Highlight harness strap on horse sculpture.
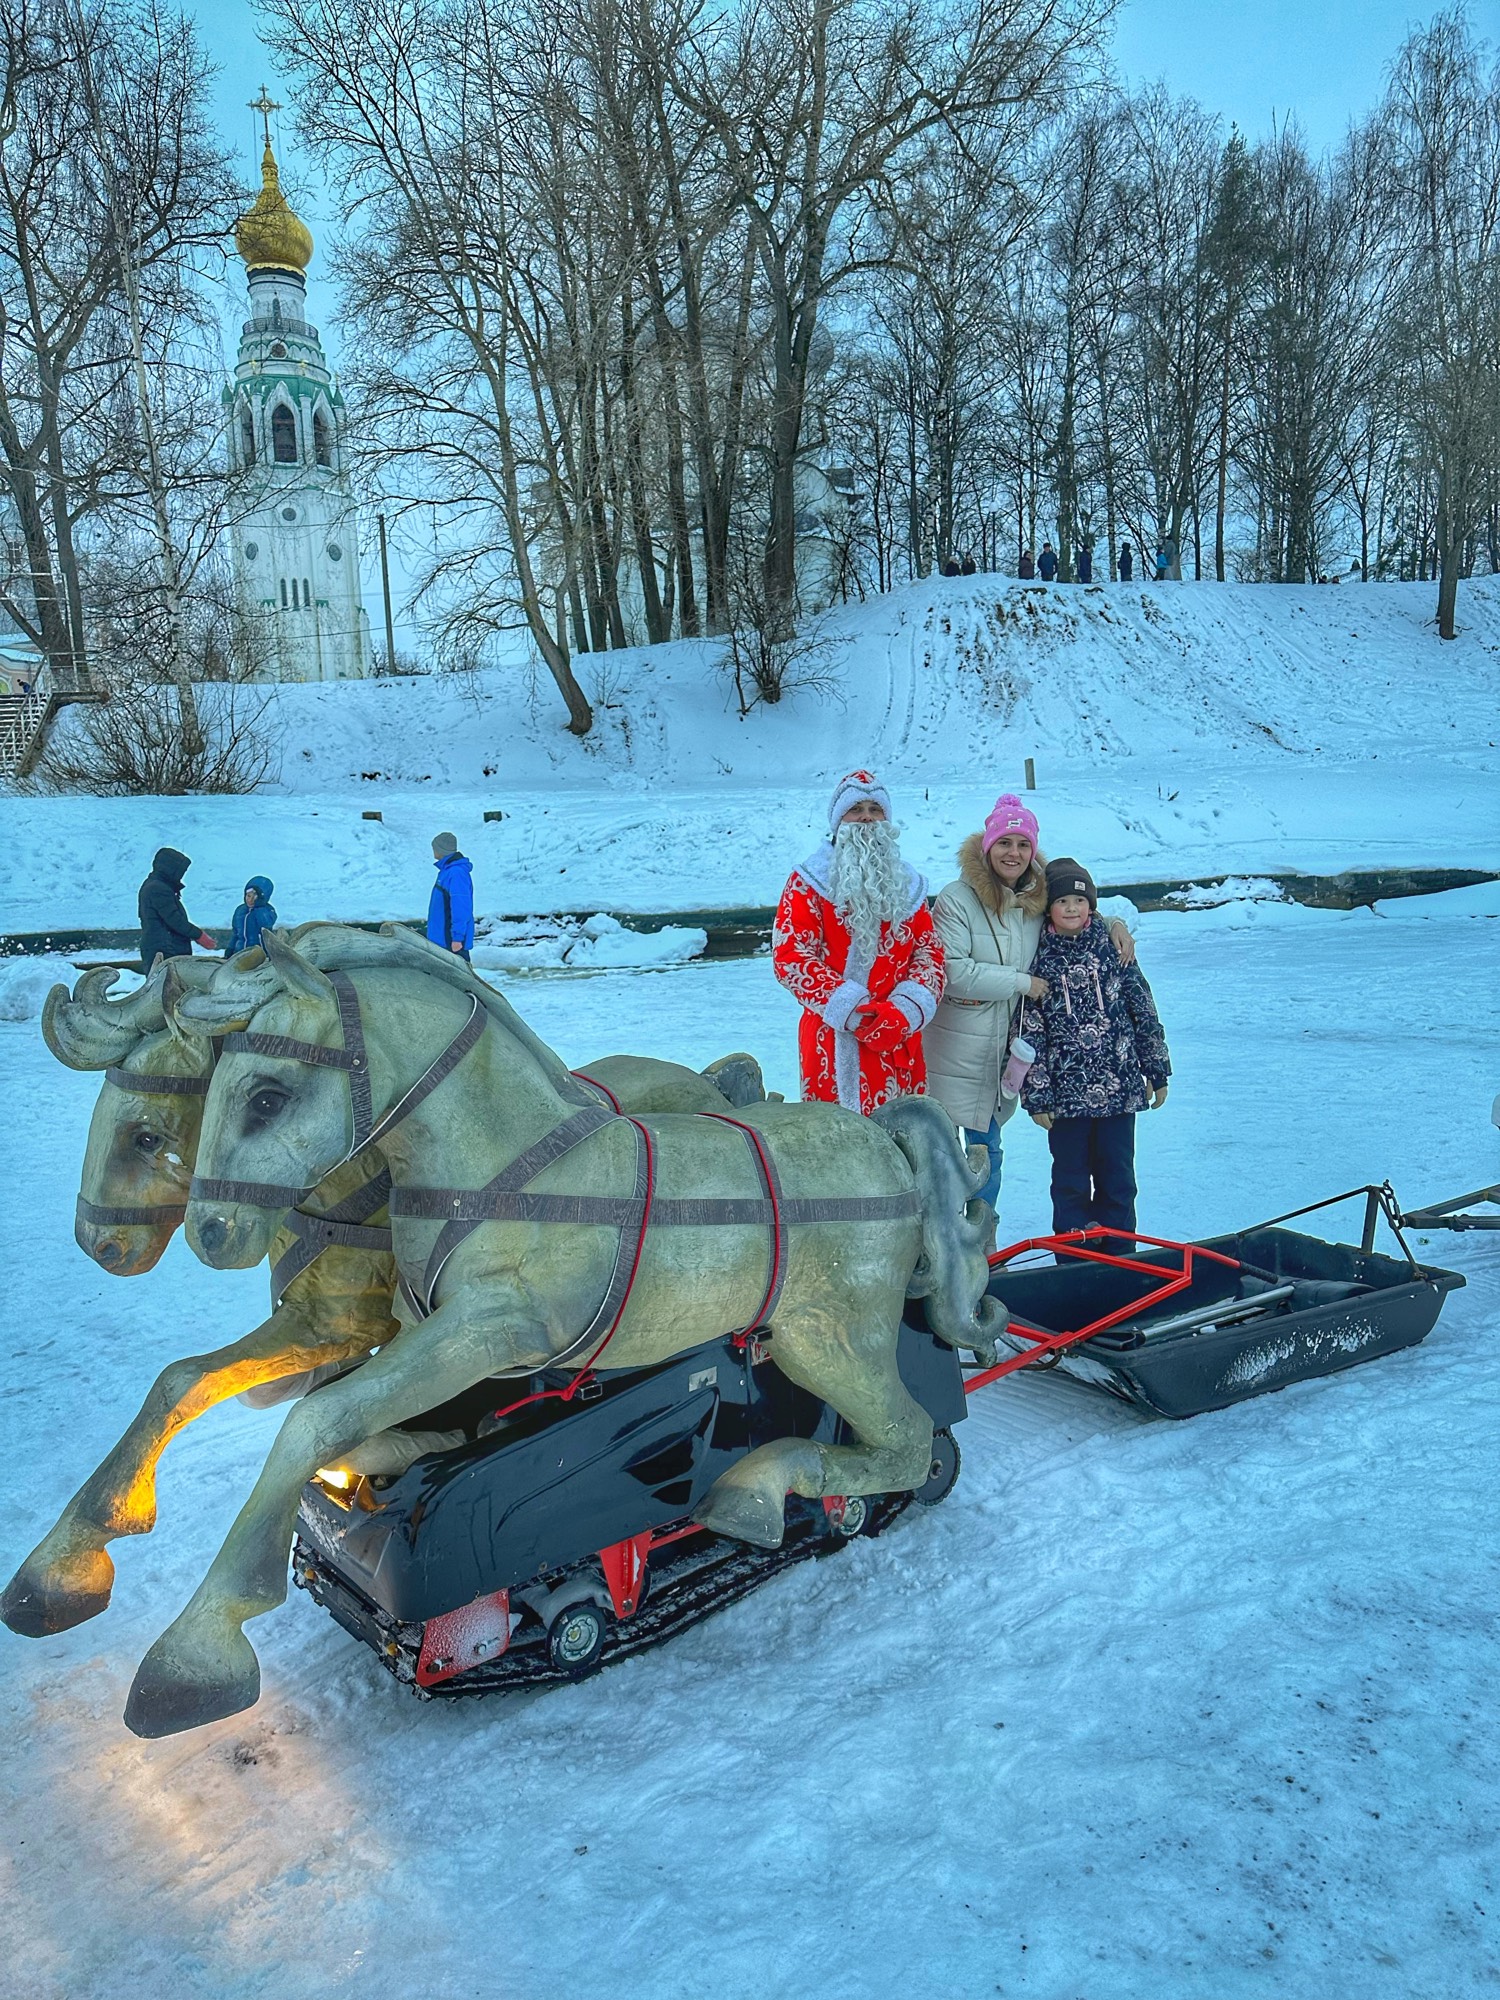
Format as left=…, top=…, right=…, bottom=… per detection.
left=327, top=970, right=374, bottom=1148
left=270, top=1167, right=395, bottom=1306
left=701, top=1111, right=789, bottom=1336
left=390, top=1189, right=919, bottom=1228
left=190, top=980, right=486, bottom=1213
left=76, top=1194, right=188, bottom=1230
left=397, top=1102, right=617, bottom=1318
left=103, top=1068, right=211, bottom=1095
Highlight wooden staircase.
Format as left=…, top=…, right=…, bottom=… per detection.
left=0, top=686, right=102, bottom=779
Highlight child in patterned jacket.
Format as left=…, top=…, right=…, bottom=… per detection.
left=1019, top=858, right=1171, bottom=1236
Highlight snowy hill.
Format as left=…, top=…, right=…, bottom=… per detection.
left=5, top=577, right=1497, bottom=933
left=204, top=573, right=1500, bottom=791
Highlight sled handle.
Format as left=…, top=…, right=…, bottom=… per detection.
left=1244, top=1182, right=1422, bottom=1275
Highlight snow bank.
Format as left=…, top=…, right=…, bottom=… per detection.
left=0, top=953, right=78, bottom=1021
left=471, top=912, right=708, bottom=975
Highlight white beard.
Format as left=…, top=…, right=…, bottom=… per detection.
left=829, top=821, right=908, bottom=962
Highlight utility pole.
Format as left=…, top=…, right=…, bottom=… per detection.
left=377, top=512, right=397, bottom=672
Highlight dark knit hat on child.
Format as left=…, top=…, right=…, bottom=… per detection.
left=1045, top=857, right=1097, bottom=908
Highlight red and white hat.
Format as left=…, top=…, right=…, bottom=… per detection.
left=828, top=768, right=892, bottom=833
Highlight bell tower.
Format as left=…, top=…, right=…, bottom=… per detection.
left=226, top=91, right=371, bottom=682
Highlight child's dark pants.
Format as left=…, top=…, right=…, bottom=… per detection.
left=1047, top=1113, right=1138, bottom=1234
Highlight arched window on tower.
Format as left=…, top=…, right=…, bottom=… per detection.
left=239, top=405, right=256, bottom=468
left=271, top=403, right=298, bottom=464
left=313, top=409, right=332, bottom=468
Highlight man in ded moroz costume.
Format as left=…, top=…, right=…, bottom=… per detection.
left=774, top=771, right=945, bottom=1112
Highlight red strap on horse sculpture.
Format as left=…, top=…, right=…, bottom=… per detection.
left=570, top=1069, right=622, bottom=1113
left=699, top=1111, right=787, bottom=1342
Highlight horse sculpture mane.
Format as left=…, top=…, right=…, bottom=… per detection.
left=176, top=922, right=597, bottom=1106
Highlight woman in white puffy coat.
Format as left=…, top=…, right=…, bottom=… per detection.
left=924, top=795, right=1134, bottom=1228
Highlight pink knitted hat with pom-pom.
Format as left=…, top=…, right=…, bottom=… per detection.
left=981, top=794, right=1040, bottom=855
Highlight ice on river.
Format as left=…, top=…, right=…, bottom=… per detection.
left=1, top=900, right=1497, bottom=1999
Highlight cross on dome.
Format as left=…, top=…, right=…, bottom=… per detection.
left=249, top=86, right=281, bottom=148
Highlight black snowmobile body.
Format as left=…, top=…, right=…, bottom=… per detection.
left=293, top=1319, right=967, bottom=1698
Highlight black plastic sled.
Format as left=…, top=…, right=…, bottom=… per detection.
left=978, top=1187, right=1465, bottom=1421
left=292, top=1319, right=967, bottom=1700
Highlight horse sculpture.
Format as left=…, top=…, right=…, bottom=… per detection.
left=1, top=928, right=762, bottom=1650
left=106, top=926, right=999, bottom=1737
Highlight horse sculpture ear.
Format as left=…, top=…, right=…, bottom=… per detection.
left=262, top=925, right=339, bottom=1006
left=160, top=964, right=211, bottom=1049
left=41, top=965, right=167, bottom=1070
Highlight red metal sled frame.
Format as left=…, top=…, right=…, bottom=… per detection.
left=963, top=1227, right=1243, bottom=1397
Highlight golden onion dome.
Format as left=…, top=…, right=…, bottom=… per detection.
left=234, top=142, right=313, bottom=273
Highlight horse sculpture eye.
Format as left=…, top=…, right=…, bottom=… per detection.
left=134, top=1131, right=164, bottom=1155
left=249, top=1089, right=288, bottom=1121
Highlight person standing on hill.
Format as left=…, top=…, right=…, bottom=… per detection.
left=1076, top=543, right=1093, bottom=583
left=227, top=876, right=278, bottom=957
left=427, top=832, right=474, bottom=958
left=1118, top=542, right=1134, bottom=581
left=773, top=770, right=944, bottom=1114
left=1018, top=549, right=1036, bottom=579
left=138, top=847, right=216, bottom=971
left=1038, top=542, right=1058, bottom=581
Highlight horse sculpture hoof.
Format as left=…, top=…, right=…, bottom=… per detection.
left=693, top=1483, right=787, bottom=1550
left=124, top=1624, right=261, bottom=1739
left=1, top=1547, right=116, bottom=1637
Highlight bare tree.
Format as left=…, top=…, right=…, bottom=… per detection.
left=0, top=0, right=230, bottom=692
left=669, top=0, right=1114, bottom=634
left=1384, top=10, right=1500, bottom=638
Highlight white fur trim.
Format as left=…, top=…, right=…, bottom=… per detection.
left=823, top=979, right=868, bottom=1033
left=890, top=978, right=937, bottom=1032
left=833, top=1024, right=862, bottom=1110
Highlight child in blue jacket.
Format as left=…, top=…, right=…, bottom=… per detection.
left=227, top=876, right=277, bottom=956
left=1020, top=858, right=1170, bottom=1236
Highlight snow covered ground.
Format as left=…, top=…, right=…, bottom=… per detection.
left=4, top=577, right=1497, bottom=932
left=1, top=892, right=1497, bottom=1999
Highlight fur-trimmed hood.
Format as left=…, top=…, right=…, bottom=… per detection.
left=955, top=831, right=1049, bottom=920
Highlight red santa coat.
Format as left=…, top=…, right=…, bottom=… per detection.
left=773, top=844, right=945, bottom=1113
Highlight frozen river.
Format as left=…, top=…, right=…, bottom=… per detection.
left=1, top=893, right=1497, bottom=1999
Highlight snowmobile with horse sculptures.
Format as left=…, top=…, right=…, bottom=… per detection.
left=3, top=926, right=1464, bottom=1731
left=292, top=1184, right=1462, bottom=1699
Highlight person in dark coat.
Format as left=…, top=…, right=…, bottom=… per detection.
left=138, top=847, right=215, bottom=971
left=1019, top=858, right=1170, bottom=1236
left=939, top=557, right=961, bottom=577
left=960, top=553, right=977, bottom=576
left=227, top=876, right=278, bottom=957
left=1018, top=550, right=1036, bottom=580
left=1037, top=542, right=1059, bottom=582
left=427, top=832, right=475, bottom=958
left=1118, top=542, right=1134, bottom=581
left=1076, top=543, right=1093, bottom=583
